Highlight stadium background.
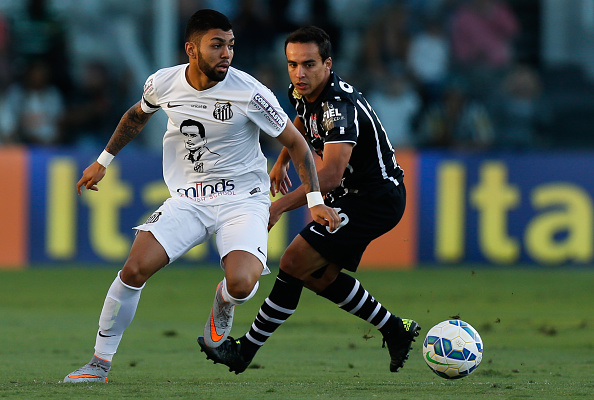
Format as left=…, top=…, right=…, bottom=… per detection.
left=1, top=0, right=594, bottom=270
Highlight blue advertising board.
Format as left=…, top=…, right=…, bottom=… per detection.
left=419, top=150, right=594, bottom=265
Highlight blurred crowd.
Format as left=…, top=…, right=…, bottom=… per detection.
left=0, top=0, right=586, bottom=151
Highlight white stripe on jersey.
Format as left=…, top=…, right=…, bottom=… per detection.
left=356, top=98, right=400, bottom=187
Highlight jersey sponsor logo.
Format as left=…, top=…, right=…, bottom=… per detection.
left=145, top=211, right=162, bottom=224
left=176, top=179, right=236, bottom=201
left=322, top=102, right=346, bottom=132
left=251, top=93, right=284, bottom=131
left=143, top=77, right=154, bottom=96
left=213, top=102, right=233, bottom=121
left=292, top=87, right=302, bottom=99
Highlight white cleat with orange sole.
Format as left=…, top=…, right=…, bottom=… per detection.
left=203, top=281, right=235, bottom=348
left=64, top=358, right=110, bottom=383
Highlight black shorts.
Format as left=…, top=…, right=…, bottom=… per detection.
left=299, top=182, right=406, bottom=271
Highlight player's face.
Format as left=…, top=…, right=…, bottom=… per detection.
left=286, top=42, right=332, bottom=102
left=194, top=29, right=234, bottom=82
left=182, top=127, right=205, bottom=150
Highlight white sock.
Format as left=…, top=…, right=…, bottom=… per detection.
left=221, top=277, right=259, bottom=305
left=94, top=271, right=144, bottom=361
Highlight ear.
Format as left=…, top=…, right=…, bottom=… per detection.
left=325, top=57, right=333, bottom=70
left=185, top=42, right=196, bottom=59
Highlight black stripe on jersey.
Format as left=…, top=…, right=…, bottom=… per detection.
left=142, top=96, right=159, bottom=110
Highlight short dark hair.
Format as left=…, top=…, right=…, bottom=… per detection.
left=185, top=9, right=232, bottom=42
left=285, top=26, right=332, bottom=61
left=180, top=119, right=205, bottom=138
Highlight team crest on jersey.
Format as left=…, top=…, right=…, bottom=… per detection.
left=213, top=102, right=233, bottom=121
left=309, top=114, right=320, bottom=139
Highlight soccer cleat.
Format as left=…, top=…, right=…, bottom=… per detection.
left=203, top=281, right=235, bottom=348
left=63, top=359, right=110, bottom=383
left=197, top=336, right=251, bottom=374
left=382, top=318, right=421, bottom=372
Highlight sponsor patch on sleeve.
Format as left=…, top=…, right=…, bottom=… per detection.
left=250, top=92, right=286, bottom=131
left=141, top=76, right=160, bottom=112
left=143, top=77, right=154, bottom=97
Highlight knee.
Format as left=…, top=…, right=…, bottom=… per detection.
left=120, top=257, right=151, bottom=288
left=225, top=279, right=255, bottom=300
left=224, top=278, right=259, bottom=304
left=279, top=249, right=303, bottom=279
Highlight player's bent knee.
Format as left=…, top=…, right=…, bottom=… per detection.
left=120, top=259, right=153, bottom=288
left=223, top=280, right=259, bottom=305
left=279, top=250, right=303, bottom=277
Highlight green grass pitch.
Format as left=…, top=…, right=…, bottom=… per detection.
left=1, top=265, right=593, bottom=399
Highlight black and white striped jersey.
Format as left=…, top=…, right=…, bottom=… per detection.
left=288, top=70, right=404, bottom=196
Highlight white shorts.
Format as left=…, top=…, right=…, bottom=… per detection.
left=134, top=195, right=271, bottom=274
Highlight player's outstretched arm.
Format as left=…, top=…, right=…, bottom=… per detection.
left=76, top=102, right=152, bottom=195
left=274, top=121, right=340, bottom=231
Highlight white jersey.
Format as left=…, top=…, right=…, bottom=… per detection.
left=140, top=64, right=288, bottom=204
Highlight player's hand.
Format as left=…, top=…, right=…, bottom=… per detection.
left=76, top=161, right=107, bottom=195
left=310, top=204, right=341, bottom=232
left=268, top=200, right=284, bottom=231
left=269, top=162, right=291, bottom=197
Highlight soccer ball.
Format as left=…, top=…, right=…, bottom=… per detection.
left=422, top=319, right=483, bottom=379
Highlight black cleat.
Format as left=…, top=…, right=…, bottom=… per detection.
left=197, top=336, right=251, bottom=374
left=382, top=318, right=421, bottom=372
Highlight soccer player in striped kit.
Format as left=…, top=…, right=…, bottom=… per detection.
left=199, top=26, right=420, bottom=374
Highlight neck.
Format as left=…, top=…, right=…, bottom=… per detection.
left=185, top=64, right=219, bottom=91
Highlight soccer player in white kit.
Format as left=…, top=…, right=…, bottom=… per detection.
left=64, top=9, right=340, bottom=383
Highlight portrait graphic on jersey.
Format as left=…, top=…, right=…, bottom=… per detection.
left=180, top=119, right=220, bottom=173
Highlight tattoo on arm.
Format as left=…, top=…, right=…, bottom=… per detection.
left=105, top=103, right=151, bottom=155
left=296, top=150, right=320, bottom=193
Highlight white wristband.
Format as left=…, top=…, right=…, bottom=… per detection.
left=97, top=150, right=115, bottom=168
left=306, top=191, right=324, bottom=208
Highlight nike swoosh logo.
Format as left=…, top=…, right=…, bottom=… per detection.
left=425, top=352, right=449, bottom=366
left=257, top=247, right=266, bottom=257
left=209, top=312, right=225, bottom=342
left=98, top=331, right=115, bottom=338
left=167, top=102, right=183, bottom=108
left=309, top=225, right=325, bottom=236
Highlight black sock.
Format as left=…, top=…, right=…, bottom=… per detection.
left=241, top=270, right=304, bottom=360
left=317, top=272, right=398, bottom=335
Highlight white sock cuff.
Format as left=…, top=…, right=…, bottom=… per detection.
left=221, top=278, right=259, bottom=305
left=117, top=270, right=145, bottom=290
